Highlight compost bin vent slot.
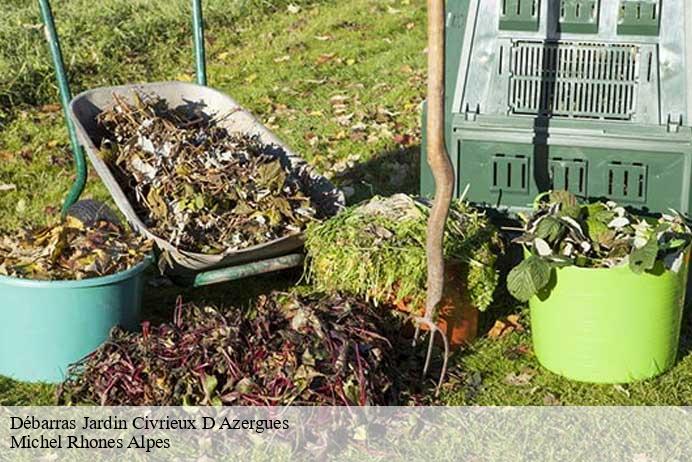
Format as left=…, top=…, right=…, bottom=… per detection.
left=491, top=154, right=529, bottom=193
left=550, top=158, right=588, bottom=195
left=606, top=161, right=647, bottom=202
left=509, top=41, right=640, bottom=120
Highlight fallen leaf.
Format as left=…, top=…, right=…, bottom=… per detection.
left=175, top=73, right=194, bottom=82
left=393, top=133, right=414, bottom=146
left=488, top=314, right=525, bottom=339
left=543, top=392, right=561, bottom=405
left=39, top=104, right=61, bottom=113
left=506, top=314, right=525, bottom=332
left=316, top=53, right=336, bottom=65
left=329, top=95, right=349, bottom=105
left=505, top=369, right=536, bottom=386
left=15, top=198, right=26, bottom=213
left=614, top=384, right=631, bottom=398
left=0, top=183, right=16, bottom=192
left=503, top=344, right=530, bottom=360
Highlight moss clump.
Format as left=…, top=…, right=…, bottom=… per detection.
left=304, top=194, right=503, bottom=313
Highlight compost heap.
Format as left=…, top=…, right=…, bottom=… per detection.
left=58, top=293, right=404, bottom=406
left=0, top=218, right=150, bottom=281
left=507, top=190, right=692, bottom=302
left=97, top=92, right=316, bottom=254
left=304, top=194, right=503, bottom=313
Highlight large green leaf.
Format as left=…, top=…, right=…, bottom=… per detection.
left=535, top=216, right=563, bottom=243
left=629, top=236, right=659, bottom=274
left=550, top=190, right=578, bottom=208
left=551, top=190, right=582, bottom=219
left=507, top=256, right=552, bottom=302
left=585, top=216, right=615, bottom=247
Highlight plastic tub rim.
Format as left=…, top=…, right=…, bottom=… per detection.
left=0, top=255, right=152, bottom=289
left=521, top=244, right=692, bottom=275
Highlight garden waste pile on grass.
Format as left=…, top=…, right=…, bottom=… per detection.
left=0, top=218, right=150, bottom=280
left=97, top=92, right=317, bottom=254
left=58, top=293, right=408, bottom=406
left=508, top=191, right=692, bottom=302
left=305, top=194, right=503, bottom=314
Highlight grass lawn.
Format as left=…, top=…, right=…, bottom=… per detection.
left=1, top=0, right=691, bottom=406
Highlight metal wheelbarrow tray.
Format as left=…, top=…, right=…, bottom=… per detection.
left=69, top=81, right=344, bottom=275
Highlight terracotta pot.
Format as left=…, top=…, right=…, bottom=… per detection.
left=394, top=261, right=479, bottom=350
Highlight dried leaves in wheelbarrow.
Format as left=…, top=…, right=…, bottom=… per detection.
left=97, top=92, right=316, bottom=254
left=0, top=217, right=151, bottom=281
left=58, top=293, right=399, bottom=406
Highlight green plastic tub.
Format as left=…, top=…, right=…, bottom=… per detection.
left=0, top=258, right=150, bottom=383
left=530, top=253, right=690, bottom=383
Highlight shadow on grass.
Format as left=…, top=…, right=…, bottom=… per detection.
left=334, top=145, right=421, bottom=205
left=140, top=267, right=300, bottom=325
left=678, top=289, right=692, bottom=358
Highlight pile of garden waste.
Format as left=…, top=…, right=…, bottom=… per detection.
left=97, top=92, right=316, bottom=254
left=305, top=194, right=503, bottom=314
left=508, top=191, right=692, bottom=302
left=58, top=292, right=418, bottom=406
left=0, top=218, right=150, bottom=280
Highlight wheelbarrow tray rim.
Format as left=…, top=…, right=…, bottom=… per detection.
left=68, top=81, right=344, bottom=273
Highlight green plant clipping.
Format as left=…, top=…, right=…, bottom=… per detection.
left=304, top=194, right=503, bottom=313
left=507, top=191, right=692, bottom=302
left=506, top=256, right=551, bottom=303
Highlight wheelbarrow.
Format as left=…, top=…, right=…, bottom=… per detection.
left=40, top=0, right=344, bottom=287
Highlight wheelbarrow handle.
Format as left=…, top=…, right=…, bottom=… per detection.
left=192, top=0, right=208, bottom=86
left=38, top=0, right=87, bottom=216
left=193, top=254, right=304, bottom=287
left=38, top=0, right=208, bottom=216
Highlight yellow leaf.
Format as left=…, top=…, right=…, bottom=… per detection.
left=175, top=73, right=193, bottom=82
left=64, top=215, right=85, bottom=230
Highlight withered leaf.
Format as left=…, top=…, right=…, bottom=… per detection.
left=0, top=219, right=150, bottom=281
left=97, top=92, right=317, bottom=254
left=58, top=293, right=401, bottom=406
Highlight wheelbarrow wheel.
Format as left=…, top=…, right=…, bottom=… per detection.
left=66, top=199, right=121, bottom=227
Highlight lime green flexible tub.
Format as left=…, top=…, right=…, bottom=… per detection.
left=530, top=253, right=689, bottom=384
left=0, top=258, right=150, bottom=383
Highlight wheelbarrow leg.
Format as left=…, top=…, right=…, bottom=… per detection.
left=38, top=0, right=87, bottom=216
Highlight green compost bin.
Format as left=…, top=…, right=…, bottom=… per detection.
left=530, top=254, right=690, bottom=384
left=0, top=259, right=150, bottom=383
